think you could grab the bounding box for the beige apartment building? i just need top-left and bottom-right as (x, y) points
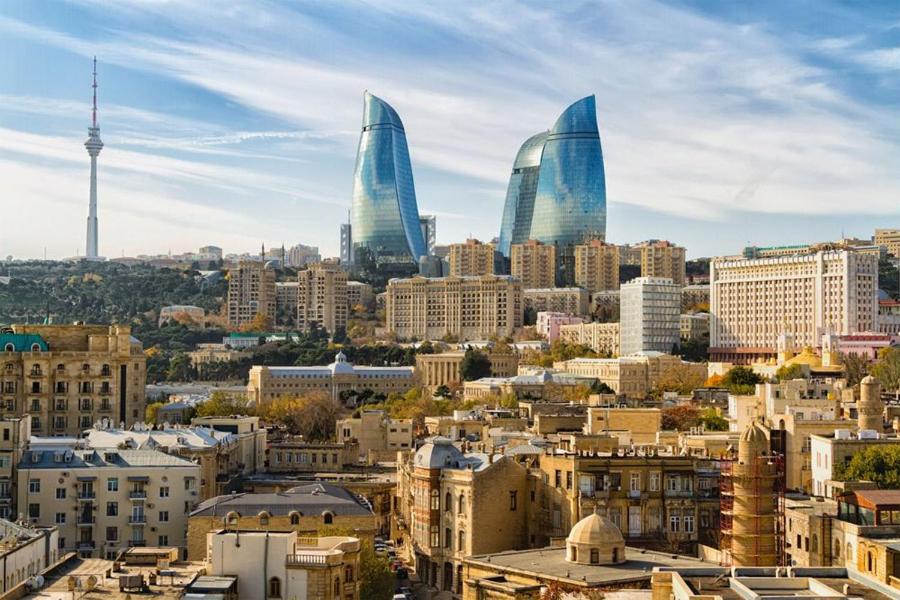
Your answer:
(386, 275), (522, 341)
(226, 261), (276, 329)
(335, 409), (413, 460)
(637, 240), (686, 285)
(17, 447), (200, 559)
(0, 416), (30, 519)
(0, 324), (146, 437)
(510, 240), (556, 289)
(709, 248), (879, 362)
(573, 239), (619, 293)
(558, 322), (620, 356)
(523, 287), (589, 317)
(447, 239), (495, 277)
(274, 281), (299, 327)
(346, 281), (374, 310)
(192, 415), (267, 476)
(267, 439), (359, 473)
(874, 228), (900, 258)
(297, 262), (348, 335)
(554, 354), (707, 399)
(415, 351), (519, 390)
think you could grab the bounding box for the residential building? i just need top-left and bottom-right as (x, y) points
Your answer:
(510, 240), (555, 288)
(558, 322), (620, 356)
(274, 281), (299, 327)
(396, 438), (531, 594)
(191, 415), (267, 476)
(574, 239), (619, 293)
(285, 243), (321, 268)
(267, 439), (358, 473)
(874, 228), (900, 257)
(811, 431), (900, 499)
(0, 324), (147, 437)
(187, 482), (375, 560)
(462, 371), (597, 402)
(878, 299), (900, 335)
(158, 305), (204, 327)
(0, 416), (29, 518)
(386, 275), (523, 340)
(535, 312), (584, 342)
(584, 407), (662, 444)
(681, 284), (710, 311)
(679, 313), (709, 342)
(415, 351), (519, 390)
(226, 261), (276, 329)
(554, 354), (707, 399)
(709, 248), (878, 362)
(350, 92), (427, 264)
(17, 446), (200, 559)
(0, 519), (59, 595)
(188, 343), (247, 368)
(297, 262), (348, 335)
(448, 239), (495, 277)
(247, 352), (416, 406)
(636, 240), (686, 285)
(346, 281), (374, 311)
(205, 529), (360, 600)
(523, 287), (589, 317)
(620, 277), (681, 355)
(335, 410), (413, 460)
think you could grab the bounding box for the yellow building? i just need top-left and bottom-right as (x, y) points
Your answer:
(558, 321), (620, 356)
(447, 239), (495, 277)
(874, 228), (900, 258)
(0, 324), (146, 436)
(637, 239), (686, 285)
(415, 351), (519, 390)
(335, 409), (413, 461)
(574, 239), (619, 293)
(297, 262), (348, 335)
(523, 287), (589, 317)
(386, 275), (523, 341)
(510, 240), (556, 289)
(226, 261), (276, 329)
(553, 354), (706, 399)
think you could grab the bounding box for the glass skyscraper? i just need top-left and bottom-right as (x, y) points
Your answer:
(497, 95), (606, 268)
(350, 92), (427, 264)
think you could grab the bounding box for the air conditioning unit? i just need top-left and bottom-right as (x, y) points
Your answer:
(150, 527), (157, 532)
(147, 503), (154, 509)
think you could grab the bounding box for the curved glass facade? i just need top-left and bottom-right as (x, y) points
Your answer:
(350, 92), (427, 263)
(498, 131), (548, 257)
(529, 95), (606, 247)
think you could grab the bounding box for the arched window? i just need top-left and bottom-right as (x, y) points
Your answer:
(258, 511), (270, 526)
(268, 577), (281, 598)
(590, 548), (599, 564)
(224, 511), (240, 528)
(2, 345), (13, 353)
(56, 364), (64, 371)
(430, 489), (439, 510)
(30, 344), (41, 352)
(445, 491), (452, 512)
(344, 565), (354, 583)
(30, 365), (41, 377)
(458, 494), (465, 514)
(3, 363), (13, 372)
(458, 530), (465, 552)
(322, 511), (333, 525)
(288, 511), (301, 525)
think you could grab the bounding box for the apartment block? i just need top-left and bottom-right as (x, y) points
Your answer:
(523, 288), (589, 317)
(574, 240), (620, 293)
(447, 239), (495, 277)
(637, 240), (686, 285)
(558, 322), (620, 356)
(510, 240), (556, 288)
(620, 277), (681, 355)
(297, 262), (348, 335)
(274, 281), (299, 327)
(226, 261), (276, 329)
(874, 228), (900, 258)
(386, 275), (522, 341)
(335, 410), (414, 460)
(0, 325), (146, 437)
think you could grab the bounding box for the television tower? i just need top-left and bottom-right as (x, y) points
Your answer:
(84, 57), (103, 259)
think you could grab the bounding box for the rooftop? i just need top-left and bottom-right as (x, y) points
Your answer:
(190, 482), (373, 518)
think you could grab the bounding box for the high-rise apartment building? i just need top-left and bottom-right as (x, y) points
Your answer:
(709, 248), (878, 362)
(498, 132), (548, 257)
(637, 240), (686, 285)
(297, 263), (348, 335)
(285, 243), (321, 268)
(350, 92), (426, 264)
(274, 281), (299, 328)
(386, 276), (522, 340)
(447, 239), (495, 277)
(0, 325), (146, 436)
(874, 229), (900, 258)
(226, 261), (276, 329)
(574, 240), (619, 292)
(510, 240), (556, 289)
(619, 277), (681, 355)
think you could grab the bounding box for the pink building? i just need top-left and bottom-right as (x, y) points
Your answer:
(535, 312), (584, 342)
(836, 333), (899, 361)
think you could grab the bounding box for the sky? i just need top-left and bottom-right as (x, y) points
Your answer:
(1, 1), (899, 261)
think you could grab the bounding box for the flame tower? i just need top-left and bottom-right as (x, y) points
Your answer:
(84, 57), (103, 259)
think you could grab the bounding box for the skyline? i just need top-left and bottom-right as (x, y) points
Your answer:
(2, 1), (900, 260)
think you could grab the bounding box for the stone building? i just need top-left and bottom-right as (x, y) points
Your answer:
(510, 240), (555, 289)
(523, 287), (589, 317)
(415, 351), (519, 390)
(191, 415), (267, 476)
(0, 324), (147, 437)
(553, 353), (707, 399)
(874, 228), (900, 258)
(637, 239), (686, 285)
(297, 262), (348, 335)
(558, 321), (620, 356)
(574, 239), (619, 293)
(0, 519), (59, 596)
(274, 281), (299, 327)
(335, 409), (414, 461)
(226, 261), (276, 329)
(0, 416), (29, 518)
(206, 529), (360, 600)
(346, 281), (374, 311)
(386, 275), (522, 341)
(267, 438), (359, 473)
(447, 239), (496, 277)
(187, 482), (376, 560)
(462, 372), (596, 402)
(396, 438), (531, 595)
(247, 352), (416, 406)
(17, 446), (200, 559)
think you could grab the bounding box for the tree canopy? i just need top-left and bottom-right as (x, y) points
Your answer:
(459, 348), (492, 381)
(721, 366), (764, 394)
(834, 445), (900, 489)
(257, 392), (339, 441)
(872, 347), (900, 392)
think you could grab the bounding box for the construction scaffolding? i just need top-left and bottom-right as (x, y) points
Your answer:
(719, 453), (785, 567)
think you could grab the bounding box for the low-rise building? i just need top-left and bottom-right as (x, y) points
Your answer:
(158, 305), (204, 327)
(267, 439), (359, 473)
(188, 343), (247, 367)
(554, 354), (706, 399)
(523, 287), (589, 317)
(0, 519), (59, 595)
(191, 415), (267, 476)
(463, 371), (597, 402)
(679, 313), (709, 342)
(335, 410), (414, 461)
(415, 351), (519, 391)
(558, 321), (620, 356)
(535, 312), (584, 342)
(247, 352), (416, 406)
(810, 430), (900, 499)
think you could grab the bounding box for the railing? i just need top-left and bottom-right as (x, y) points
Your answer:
(129, 491), (147, 499)
(665, 490), (694, 498)
(128, 516), (147, 524)
(76, 516), (95, 525)
(286, 553), (328, 566)
(627, 490), (642, 499)
(77, 492), (96, 500)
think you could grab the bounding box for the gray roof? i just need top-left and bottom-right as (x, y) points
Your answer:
(190, 482), (372, 518)
(18, 448), (197, 470)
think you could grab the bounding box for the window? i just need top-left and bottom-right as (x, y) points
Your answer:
(458, 530), (465, 551)
(430, 490), (439, 510)
(107, 478), (118, 492)
(106, 527), (117, 542)
(650, 472), (661, 492)
(31, 382), (40, 394)
(630, 472), (641, 491)
(107, 502), (118, 517)
(445, 527), (452, 549)
(268, 577), (281, 598)
(323, 512), (333, 525)
(566, 471), (572, 490)
(28, 479), (40, 493)
(56, 488), (66, 500)
(430, 525), (439, 548)
(79, 416), (90, 429)
(590, 548), (599, 564)
(289, 512), (300, 525)
(555, 470), (561, 487)
(28, 504), (39, 519)
(159, 486), (169, 498)
(445, 492), (452, 513)
(55, 512), (66, 524)
(670, 515), (680, 532)
(334, 577), (341, 596)
(458, 494), (465, 514)
(684, 515), (694, 533)
(344, 565), (354, 583)
(159, 511), (169, 522)
(509, 491), (517, 511)
(158, 535), (168, 546)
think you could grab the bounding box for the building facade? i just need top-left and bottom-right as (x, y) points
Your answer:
(226, 261), (276, 329)
(415, 351), (519, 390)
(498, 132), (548, 258)
(335, 410), (414, 461)
(386, 276), (523, 341)
(447, 240), (495, 277)
(522, 287), (589, 317)
(574, 240), (619, 293)
(558, 322), (620, 356)
(297, 263), (348, 335)
(510, 240), (555, 289)
(637, 240), (687, 285)
(874, 228), (900, 258)
(620, 277), (681, 355)
(0, 325), (146, 437)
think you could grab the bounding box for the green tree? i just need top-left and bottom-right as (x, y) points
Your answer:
(590, 380), (616, 395)
(433, 384), (451, 398)
(699, 407), (728, 431)
(872, 347), (900, 392)
(661, 403), (700, 431)
(459, 348), (492, 381)
(841, 352), (871, 388)
(258, 392), (339, 441)
(195, 391), (254, 417)
(834, 445), (900, 488)
(775, 364), (807, 382)
(358, 541), (394, 600)
(166, 351), (195, 382)
(144, 401), (165, 424)
(721, 366), (763, 394)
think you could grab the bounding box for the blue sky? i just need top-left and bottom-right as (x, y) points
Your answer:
(1, 0), (899, 260)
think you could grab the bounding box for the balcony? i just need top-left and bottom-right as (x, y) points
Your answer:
(76, 541), (95, 551)
(128, 540), (147, 548)
(128, 515), (147, 525)
(665, 490), (694, 498)
(128, 491), (147, 501)
(76, 516), (95, 526)
(77, 492), (96, 502)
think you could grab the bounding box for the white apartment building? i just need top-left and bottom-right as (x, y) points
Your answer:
(809, 431), (900, 499)
(619, 277), (681, 355)
(17, 447), (200, 559)
(709, 249), (878, 360)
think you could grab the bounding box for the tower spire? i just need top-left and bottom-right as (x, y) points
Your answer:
(84, 57), (104, 260)
(92, 56), (98, 128)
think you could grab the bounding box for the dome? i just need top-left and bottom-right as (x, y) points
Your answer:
(329, 351), (354, 375)
(738, 421), (768, 464)
(414, 437), (464, 469)
(861, 375), (877, 386)
(566, 512), (625, 565)
(783, 346), (821, 368)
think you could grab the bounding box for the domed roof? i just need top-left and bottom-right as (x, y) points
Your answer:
(740, 421), (767, 445)
(567, 512), (624, 547)
(329, 351), (354, 374)
(861, 375), (877, 385)
(783, 346), (821, 368)
(414, 437), (464, 469)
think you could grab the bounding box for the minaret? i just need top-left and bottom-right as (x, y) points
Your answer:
(858, 375), (884, 432)
(84, 57), (103, 259)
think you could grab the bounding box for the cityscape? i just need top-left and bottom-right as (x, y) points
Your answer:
(2, 2), (900, 600)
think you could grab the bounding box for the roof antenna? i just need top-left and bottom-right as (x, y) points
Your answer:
(91, 56), (98, 128)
